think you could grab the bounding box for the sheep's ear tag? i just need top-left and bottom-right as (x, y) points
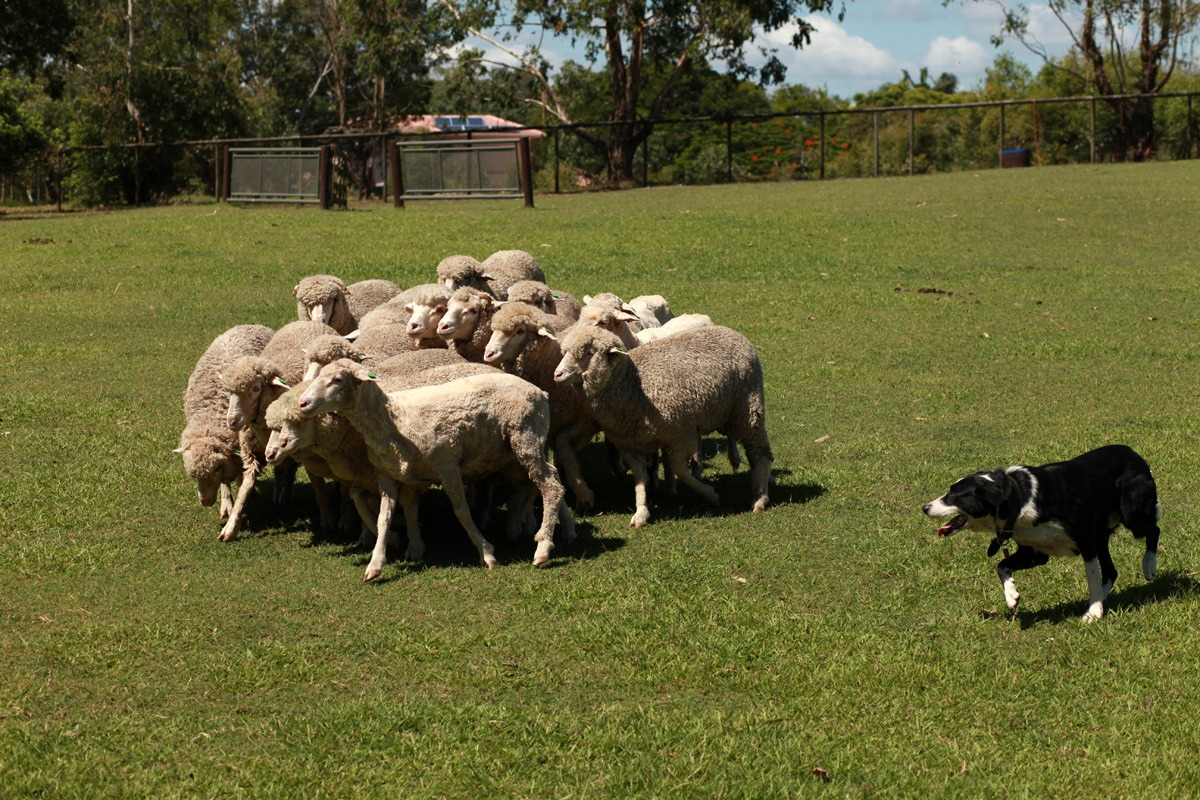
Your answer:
(272, 377), (290, 388)
(366, 371), (379, 381)
(538, 326), (557, 340)
(610, 345), (628, 355)
(292, 285), (300, 297)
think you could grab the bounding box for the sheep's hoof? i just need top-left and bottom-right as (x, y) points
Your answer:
(630, 508), (650, 528)
(533, 539), (553, 566)
(217, 529), (237, 543)
(363, 566), (382, 582)
(482, 553), (498, 570)
(404, 544), (425, 562)
(752, 497), (769, 513)
(574, 486), (595, 510)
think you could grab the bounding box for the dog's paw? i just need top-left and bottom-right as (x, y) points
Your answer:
(1143, 551), (1158, 581)
(1082, 602), (1104, 623)
(1001, 576), (1020, 609)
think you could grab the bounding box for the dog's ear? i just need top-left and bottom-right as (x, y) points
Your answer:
(981, 469), (1013, 510)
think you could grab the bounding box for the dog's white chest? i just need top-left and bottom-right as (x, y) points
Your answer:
(1013, 521), (1078, 557)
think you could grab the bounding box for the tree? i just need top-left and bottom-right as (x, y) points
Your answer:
(441, 0), (850, 187)
(0, 0), (75, 76)
(984, 0), (1200, 160)
(0, 74), (48, 175)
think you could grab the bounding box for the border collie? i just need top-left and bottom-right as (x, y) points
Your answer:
(923, 444), (1160, 622)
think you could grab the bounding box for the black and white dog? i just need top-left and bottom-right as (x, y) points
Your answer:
(923, 444), (1160, 622)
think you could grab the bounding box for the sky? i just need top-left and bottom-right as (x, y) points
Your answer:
(475, 0), (1079, 102)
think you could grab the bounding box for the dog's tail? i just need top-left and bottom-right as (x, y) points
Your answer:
(1117, 460), (1160, 581)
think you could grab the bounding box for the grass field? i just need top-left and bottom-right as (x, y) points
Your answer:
(2, 163), (1200, 798)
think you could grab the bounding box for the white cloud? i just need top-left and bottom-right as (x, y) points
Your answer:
(924, 35), (992, 77)
(765, 15), (901, 95)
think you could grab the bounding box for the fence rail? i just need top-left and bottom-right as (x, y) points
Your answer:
(2, 91), (1195, 208)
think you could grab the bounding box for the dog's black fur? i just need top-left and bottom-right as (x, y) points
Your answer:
(923, 444), (1160, 622)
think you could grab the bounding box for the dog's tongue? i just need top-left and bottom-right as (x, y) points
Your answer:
(937, 515), (967, 537)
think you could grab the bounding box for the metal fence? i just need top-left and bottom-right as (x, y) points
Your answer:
(2, 91), (1196, 208)
(388, 137), (535, 206)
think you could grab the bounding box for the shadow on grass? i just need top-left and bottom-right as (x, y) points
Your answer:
(298, 487), (627, 580)
(981, 568), (1200, 628)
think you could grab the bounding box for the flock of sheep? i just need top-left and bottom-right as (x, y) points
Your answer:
(174, 249), (774, 580)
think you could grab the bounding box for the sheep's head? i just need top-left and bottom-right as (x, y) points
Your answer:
(405, 286), (451, 339)
(302, 335), (363, 381)
(264, 385), (315, 463)
(221, 356), (284, 431)
(297, 358), (378, 417)
(506, 280), (554, 311)
(436, 255), (484, 293)
(578, 303), (639, 336)
(294, 275), (350, 327)
(175, 423), (239, 506)
(437, 287), (494, 341)
(553, 326), (627, 385)
(484, 303), (552, 364)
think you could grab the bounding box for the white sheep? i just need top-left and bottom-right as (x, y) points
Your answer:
(437, 286), (500, 361)
(483, 302), (598, 509)
(553, 324), (773, 528)
(293, 275), (402, 335)
(297, 359), (571, 579)
(634, 313), (713, 344)
(355, 283), (450, 334)
(176, 324), (274, 517)
(437, 250), (545, 298)
(627, 295), (674, 329)
(506, 280), (583, 324)
(578, 295), (643, 350)
(217, 319), (339, 541)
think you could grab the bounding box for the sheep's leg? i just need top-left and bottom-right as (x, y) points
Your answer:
(365, 477), (399, 581)
(744, 437), (774, 513)
(557, 499), (577, 544)
(666, 449), (720, 507)
(437, 464), (497, 569)
(627, 453), (653, 528)
(218, 483), (234, 520)
(398, 485), (424, 562)
(218, 459), (260, 542)
(506, 481), (537, 542)
(309, 474), (336, 532)
(337, 483), (360, 534)
(272, 458), (298, 506)
(553, 431), (594, 510)
(350, 487), (379, 550)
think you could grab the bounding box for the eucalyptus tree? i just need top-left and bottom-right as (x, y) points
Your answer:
(441, 0), (850, 186)
(984, 0), (1200, 160)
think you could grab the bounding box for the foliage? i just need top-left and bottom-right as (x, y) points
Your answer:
(0, 73), (48, 175)
(4, 165), (1200, 796)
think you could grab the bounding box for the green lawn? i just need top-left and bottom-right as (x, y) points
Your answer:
(2, 163), (1199, 797)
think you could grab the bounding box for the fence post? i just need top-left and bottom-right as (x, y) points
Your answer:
(318, 144), (330, 209)
(873, 112), (879, 178)
(998, 104), (1006, 168)
(726, 120), (733, 182)
(1186, 94), (1193, 159)
(819, 111), (826, 180)
(1090, 98), (1097, 163)
(221, 146), (232, 202)
(389, 140), (404, 208)
(908, 109), (915, 175)
(518, 136), (535, 208)
(554, 128), (561, 194)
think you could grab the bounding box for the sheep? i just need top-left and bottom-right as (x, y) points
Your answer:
(483, 302), (598, 509)
(437, 250), (545, 298)
(576, 302), (642, 351)
(297, 359), (571, 578)
(553, 324), (773, 528)
(356, 284), (450, 334)
(627, 295), (674, 329)
(506, 280), (582, 324)
(294, 275), (402, 335)
(437, 286), (500, 362)
(217, 319), (339, 541)
(634, 313), (714, 344)
(175, 324), (274, 517)
(302, 334), (364, 381)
